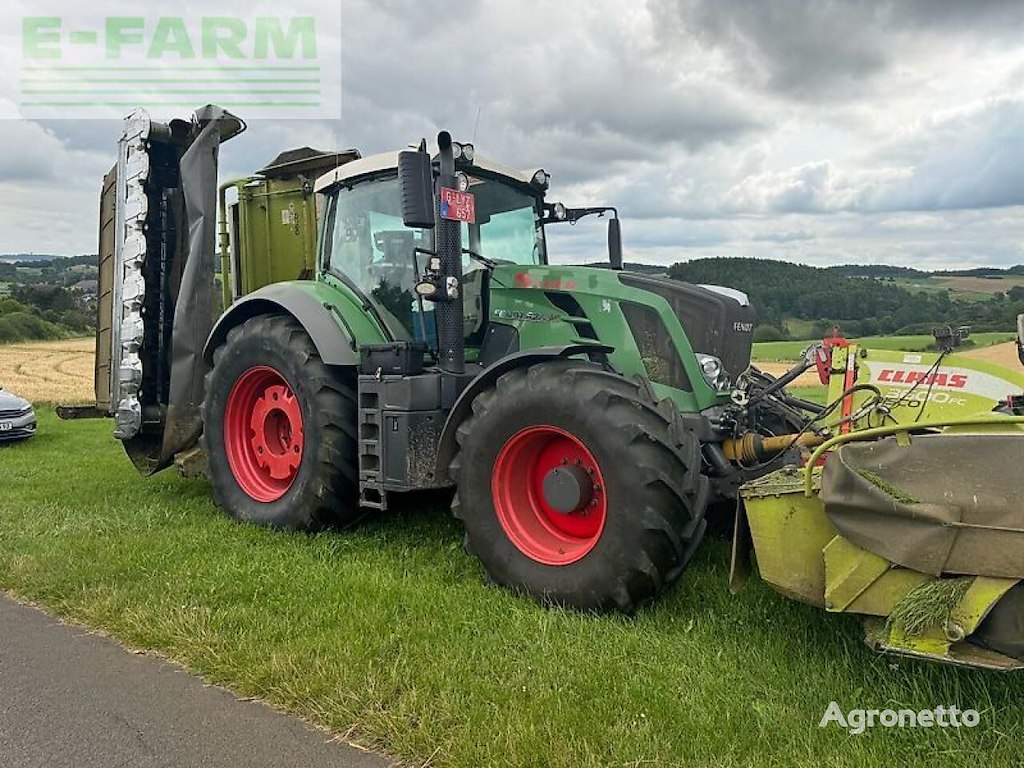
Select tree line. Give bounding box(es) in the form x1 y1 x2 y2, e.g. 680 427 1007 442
667 257 1024 341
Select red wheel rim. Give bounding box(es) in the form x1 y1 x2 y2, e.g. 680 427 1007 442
224 366 304 502
491 425 607 566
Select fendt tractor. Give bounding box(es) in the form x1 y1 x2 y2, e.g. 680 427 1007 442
75 106 1024 669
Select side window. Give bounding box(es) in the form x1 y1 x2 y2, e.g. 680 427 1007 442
327 178 426 339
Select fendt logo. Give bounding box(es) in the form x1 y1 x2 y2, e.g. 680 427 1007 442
6 3 341 119
877 369 969 389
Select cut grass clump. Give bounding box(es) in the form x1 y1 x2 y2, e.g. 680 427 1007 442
887 577 973 638
855 469 918 504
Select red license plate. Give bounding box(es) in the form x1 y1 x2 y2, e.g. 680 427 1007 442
440 187 476 223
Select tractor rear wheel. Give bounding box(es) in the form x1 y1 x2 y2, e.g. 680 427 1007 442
450 359 709 612
202 315 360 531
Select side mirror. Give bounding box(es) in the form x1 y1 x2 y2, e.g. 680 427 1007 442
398 148 435 229
1017 313 1024 367
608 216 623 270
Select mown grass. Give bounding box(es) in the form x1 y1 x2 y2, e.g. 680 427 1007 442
1 410 1023 767
753 332 1014 361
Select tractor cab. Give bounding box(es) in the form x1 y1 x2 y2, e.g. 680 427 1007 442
314 150 550 354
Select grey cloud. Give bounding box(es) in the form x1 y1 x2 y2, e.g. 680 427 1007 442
338 0 763 183
650 0 887 98
0 121 64 181
866 98 1024 211
648 0 1024 100
708 97 1024 216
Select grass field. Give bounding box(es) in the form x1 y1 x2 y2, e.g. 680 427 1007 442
752 332 1015 361
1 410 1022 767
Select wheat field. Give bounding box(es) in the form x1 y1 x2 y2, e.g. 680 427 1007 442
0 338 96 404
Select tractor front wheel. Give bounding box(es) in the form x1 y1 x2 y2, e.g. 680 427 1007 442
202 315 359 531
451 360 709 612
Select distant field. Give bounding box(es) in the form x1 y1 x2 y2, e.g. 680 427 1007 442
753 332 1015 361
0 338 94 403
934 275 1024 295
887 274 1024 302
780 318 817 338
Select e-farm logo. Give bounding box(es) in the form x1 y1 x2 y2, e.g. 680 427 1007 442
8 4 340 119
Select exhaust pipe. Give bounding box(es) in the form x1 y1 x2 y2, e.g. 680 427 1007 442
434 131 465 375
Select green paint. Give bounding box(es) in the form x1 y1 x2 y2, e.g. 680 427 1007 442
488 264 720 412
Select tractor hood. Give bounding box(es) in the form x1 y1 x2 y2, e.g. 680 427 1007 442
617 272 756 381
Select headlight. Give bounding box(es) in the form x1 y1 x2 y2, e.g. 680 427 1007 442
461 143 475 163
696 354 730 391
531 169 551 189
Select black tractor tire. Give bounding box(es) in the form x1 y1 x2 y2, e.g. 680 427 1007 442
450 359 709 612
201 314 360 531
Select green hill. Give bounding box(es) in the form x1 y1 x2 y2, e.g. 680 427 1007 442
667 257 1024 341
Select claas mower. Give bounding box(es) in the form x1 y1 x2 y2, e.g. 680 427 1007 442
79 106 1024 668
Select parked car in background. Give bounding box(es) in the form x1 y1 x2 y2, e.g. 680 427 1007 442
0 388 36 442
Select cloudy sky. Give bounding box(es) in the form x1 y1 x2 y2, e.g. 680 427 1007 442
1 0 1023 269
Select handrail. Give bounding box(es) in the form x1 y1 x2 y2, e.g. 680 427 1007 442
803 415 1024 496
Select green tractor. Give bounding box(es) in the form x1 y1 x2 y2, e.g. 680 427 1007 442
85 107 1024 666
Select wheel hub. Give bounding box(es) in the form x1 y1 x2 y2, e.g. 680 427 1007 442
224 366 305 502
248 384 302 481
491 425 607 566
541 464 594 514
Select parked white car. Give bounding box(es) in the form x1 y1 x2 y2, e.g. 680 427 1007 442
0 388 36 442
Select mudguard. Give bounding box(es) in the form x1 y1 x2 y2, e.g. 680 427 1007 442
204 282 365 367
433 343 613 485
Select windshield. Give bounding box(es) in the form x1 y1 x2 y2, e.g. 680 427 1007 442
323 173 545 340
459 174 546 267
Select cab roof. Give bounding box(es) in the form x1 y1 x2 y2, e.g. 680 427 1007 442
313 149 538 193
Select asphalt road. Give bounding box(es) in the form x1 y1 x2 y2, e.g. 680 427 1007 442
0 594 393 768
